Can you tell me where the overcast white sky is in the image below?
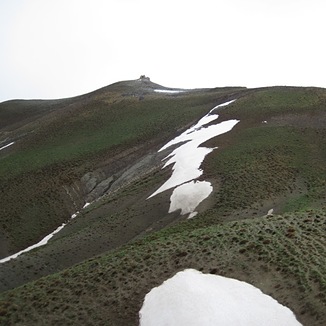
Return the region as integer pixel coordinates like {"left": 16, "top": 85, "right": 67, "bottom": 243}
{"left": 0, "top": 0, "right": 325, "bottom": 102}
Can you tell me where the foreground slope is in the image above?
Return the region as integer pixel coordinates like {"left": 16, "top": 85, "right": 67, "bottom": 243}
{"left": 0, "top": 210, "right": 325, "bottom": 325}
{"left": 0, "top": 83, "right": 325, "bottom": 325}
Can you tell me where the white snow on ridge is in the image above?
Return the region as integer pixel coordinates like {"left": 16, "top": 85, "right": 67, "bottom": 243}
{"left": 0, "top": 141, "right": 15, "bottom": 151}
{"left": 139, "top": 269, "right": 302, "bottom": 326}
{"left": 154, "top": 89, "right": 185, "bottom": 94}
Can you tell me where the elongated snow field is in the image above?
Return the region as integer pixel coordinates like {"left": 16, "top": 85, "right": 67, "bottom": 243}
{"left": 0, "top": 212, "right": 79, "bottom": 264}
{"left": 148, "top": 100, "right": 239, "bottom": 217}
{"left": 0, "top": 141, "right": 15, "bottom": 151}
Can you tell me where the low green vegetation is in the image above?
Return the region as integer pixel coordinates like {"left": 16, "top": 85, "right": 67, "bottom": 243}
{"left": 0, "top": 88, "right": 245, "bottom": 179}
{"left": 203, "top": 87, "right": 326, "bottom": 217}
{"left": 0, "top": 95, "right": 216, "bottom": 178}
{"left": 205, "top": 125, "right": 325, "bottom": 212}
{"left": 223, "top": 86, "right": 326, "bottom": 120}
{"left": 0, "top": 209, "right": 325, "bottom": 325}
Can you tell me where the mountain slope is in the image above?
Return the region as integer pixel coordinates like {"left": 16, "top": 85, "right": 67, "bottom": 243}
{"left": 0, "top": 81, "right": 325, "bottom": 325}
{"left": 0, "top": 79, "right": 244, "bottom": 255}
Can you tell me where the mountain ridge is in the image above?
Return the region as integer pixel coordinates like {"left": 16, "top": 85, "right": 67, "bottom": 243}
{"left": 0, "top": 80, "right": 325, "bottom": 325}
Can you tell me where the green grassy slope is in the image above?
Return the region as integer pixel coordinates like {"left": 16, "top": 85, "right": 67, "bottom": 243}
{"left": 0, "top": 99, "right": 72, "bottom": 131}
{"left": 0, "top": 82, "right": 243, "bottom": 254}
{"left": 0, "top": 85, "right": 325, "bottom": 325}
{"left": 202, "top": 87, "right": 326, "bottom": 218}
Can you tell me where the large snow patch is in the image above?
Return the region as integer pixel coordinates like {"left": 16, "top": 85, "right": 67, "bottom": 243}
{"left": 148, "top": 100, "right": 239, "bottom": 217}
{"left": 139, "top": 269, "right": 302, "bottom": 326}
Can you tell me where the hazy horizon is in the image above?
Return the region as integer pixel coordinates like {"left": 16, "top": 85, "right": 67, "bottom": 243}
{"left": 1, "top": 0, "right": 325, "bottom": 103}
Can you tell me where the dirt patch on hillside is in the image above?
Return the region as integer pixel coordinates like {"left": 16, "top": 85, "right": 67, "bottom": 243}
{"left": 0, "top": 162, "right": 183, "bottom": 292}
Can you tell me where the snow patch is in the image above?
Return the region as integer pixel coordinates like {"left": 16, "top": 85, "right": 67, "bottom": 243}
{"left": 0, "top": 205, "right": 86, "bottom": 264}
{"left": 139, "top": 269, "right": 302, "bottom": 326}
{"left": 267, "top": 208, "right": 274, "bottom": 216}
{"left": 188, "top": 211, "right": 198, "bottom": 219}
{"left": 154, "top": 89, "right": 185, "bottom": 94}
{"left": 209, "top": 99, "right": 236, "bottom": 112}
{"left": 0, "top": 222, "right": 66, "bottom": 263}
{"left": 0, "top": 141, "right": 15, "bottom": 151}
{"left": 148, "top": 100, "right": 238, "bottom": 217}
{"left": 149, "top": 117, "right": 239, "bottom": 198}
{"left": 71, "top": 212, "right": 79, "bottom": 219}
{"left": 169, "top": 180, "right": 212, "bottom": 218}
{"left": 159, "top": 100, "right": 236, "bottom": 153}
{"left": 83, "top": 202, "right": 91, "bottom": 208}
